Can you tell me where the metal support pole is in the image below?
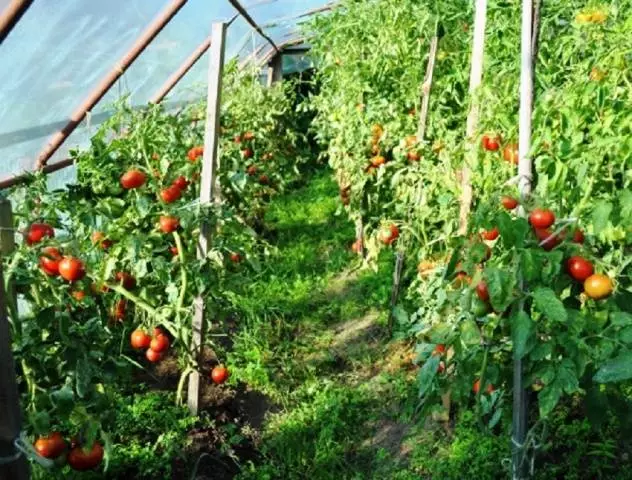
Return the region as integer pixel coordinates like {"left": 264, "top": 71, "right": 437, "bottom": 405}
{"left": 513, "top": 0, "right": 535, "bottom": 478}
{"left": 150, "top": 37, "right": 212, "bottom": 104}
{"left": 0, "top": 0, "right": 33, "bottom": 45}
{"left": 187, "top": 22, "right": 226, "bottom": 416}
{"left": 0, "top": 198, "right": 28, "bottom": 480}
{"left": 35, "top": 0, "right": 188, "bottom": 169}
{"left": 458, "top": 0, "right": 488, "bottom": 234}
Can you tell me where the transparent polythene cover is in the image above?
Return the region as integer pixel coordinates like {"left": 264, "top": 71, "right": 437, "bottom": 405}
{"left": 0, "top": 0, "right": 333, "bottom": 183}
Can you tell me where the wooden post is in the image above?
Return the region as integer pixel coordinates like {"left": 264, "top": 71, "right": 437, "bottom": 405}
{"left": 0, "top": 198, "right": 28, "bottom": 480}
{"left": 354, "top": 217, "right": 364, "bottom": 258}
{"left": 458, "top": 0, "right": 488, "bottom": 234}
{"left": 187, "top": 22, "right": 226, "bottom": 416}
{"left": 417, "top": 24, "right": 440, "bottom": 142}
{"left": 513, "top": 0, "right": 535, "bottom": 478}
{"left": 266, "top": 54, "right": 283, "bottom": 87}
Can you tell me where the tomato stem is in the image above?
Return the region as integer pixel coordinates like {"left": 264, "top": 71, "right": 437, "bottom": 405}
{"left": 476, "top": 344, "right": 490, "bottom": 431}
{"left": 106, "top": 284, "right": 158, "bottom": 317}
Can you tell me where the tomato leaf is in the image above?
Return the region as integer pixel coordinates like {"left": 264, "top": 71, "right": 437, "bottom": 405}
{"left": 485, "top": 267, "right": 515, "bottom": 313}
{"left": 418, "top": 355, "right": 440, "bottom": 398}
{"left": 591, "top": 200, "right": 613, "bottom": 235}
{"left": 498, "top": 214, "right": 528, "bottom": 248}
{"left": 538, "top": 382, "right": 562, "bottom": 418}
{"left": 594, "top": 351, "right": 632, "bottom": 383}
{"left": 611, "top": 311, "right": 632, "bottom": 326}
{"left": 617, "top": 326, "right": 632, "bottom": 344}
{"left": 556, "top": 359, "right": 579, "bottom": 394}
{"left": 533, "top": 287, "right": 567, "bottom": 323}
{"left": 512, "top": 310, "right": 534, "bottom": 360}
{"left": 76, "top": 357, "right": 91, "bottom": 399}
{"left": 461, "top": 319, "right": 481, "bottom": 346}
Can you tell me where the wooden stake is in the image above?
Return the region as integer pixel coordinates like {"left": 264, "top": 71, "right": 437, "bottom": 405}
{"left": 187, "top": 22, "right": 226, "bottom": 416}
{"left": 0, "top": 198, "right": 28, "bottom": 480}
{"left": 458, "top": 0, "right": 488, "bottom": 234}
{"left": 417, "top": 25, "right": 440, "bottom": 142}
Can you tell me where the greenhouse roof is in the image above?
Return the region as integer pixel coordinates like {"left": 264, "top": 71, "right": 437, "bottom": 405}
{"left": 0, "top": 0, "right": 332, "bottom": 184}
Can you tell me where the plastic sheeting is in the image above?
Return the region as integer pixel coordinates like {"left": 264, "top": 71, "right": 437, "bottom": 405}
{"left": 0, "top": 0, "right": 332, "bottom": 182}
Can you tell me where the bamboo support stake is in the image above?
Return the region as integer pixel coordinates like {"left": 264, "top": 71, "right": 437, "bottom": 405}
{"left": 458, "top": 0, "right": 488, "bottom": 234}
{"left": 187, "top": 22, "right": 226, "bottom": 416}
{"left": 0, "top": 198, "right": 28, "bottom": 480}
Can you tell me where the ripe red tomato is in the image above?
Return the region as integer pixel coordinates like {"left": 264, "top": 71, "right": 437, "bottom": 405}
{"left": 120, "top": 169, "right": 146, "bottom": 189}
{"left": 351, "top": 239, "right": 363, "bottom": 254}
{"left": 160, "top": 185, "right": 182, "bottom": 204}
{"left": 243, "top": 131, "right": 255, "bottom": 141}
{"left": 433, "top": 344, "right": 446, "bottom": 356}
{"left": 25, "top": 223, "right": 55, "bottom": 246}
{"left": 91, "top": 231, "right": 112, "bottom": 250}
{"left": 476, "top": 281, "right": 490, "bottom": 302}
{"left": 39, "top": 246, "right": 62, "bottom": 276}
{"left": 572, "top": 229, "right": 585, "bottom": 244}
{"left": 246, "top": 165, "right": 258, "bottom": 176}
{"left": 407, "top": 151, "right": 421, "bottom": 162}
{"left": 472, "top": 379, "right": 494, "bottom": 395}
{"left": 242, "top": 148, "right": 254, "bottom": 159}
{"left": 234, "top": 135, "right": 242, "bottom": 144}
{"left": 481, "top": 227, "right": 499, "bottom": 241}
{"left": 68, "top": 442, "right": 104, "bottom": 471}
{"left": 146, "top": 348, "right": 163, "bottom": 362}
{"left": 534, "top": 228, "right": 560, "bottom": 251}
{"left": 211, "top": 365, "right": 229, "bottom": 384}
{"left": 150, "top": 334, "right": 170, "bottom": 353}
{"left": 229, "top": 252, "right": 242, "bottom": 263}
{"left": 187, "top": 146, "right": 204, "bottom": 162}
{"left": 159, "top": 215, "right": 180, "bottom": 233}
{"left": 130, "top": 329, "right": 151, "bottom": 349}
{"left": 566, "top": 256, "right": 594, "bottom": 282}
{"left": 503, "top": 143, "right": 519, "bottom": 164}
{"left": 115, "top": 272, "right": 136, "bottom": 290}
{"left": 501, "top": 196, "right": 519, "bottom": 210}
{"left": 584, "top": 274, "right": 613, "bottom": 300}
{"left": 58, "top": 257, "right": 85, "bottom": 282}
{"left": 481, "top": 134, "right": 501, "bottom": 152}
{"left": 529, "top": 209, "right": 555, "bottom": 229}
{"left": 379, "top": 224, "right": 399, "bottom": 245}
{"left": 259, "top": 175, "right": 270, "bottom": 185}
{"left": 170, "top": 246, "right": 179, "bottom": 256}
{"left": 370, "top": 155, "right": 386, "bottom": 167}
{"left": 172, "top": 176, "right": 189, "bottom": 190}
{"left": 34, "top": 432, "right": 67, "bottom": 459}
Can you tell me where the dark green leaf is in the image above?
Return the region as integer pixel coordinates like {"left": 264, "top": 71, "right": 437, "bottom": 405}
{"left": 592, "top": 200, "right": 613, "bottom": 235}
{"left": 611, "top": 312, "right": 632, "bottom": 326}
{"left": 533, "top": 287, "right": 567, "bottom": 322}
{"left": 594, "top": 351, "right": 632, "bottom": 383}
{"left": 539, "top": 383, "right": 562, "bottom": 417}
{"left": 485, "top": 267, "right": 515, "bottom": 313}
{"left": 76, "top": 358, "right": 91, "bottom": 399}
{"left": 512, "top": 310, "right": 534, "bottom": 359}
{"left": 418, "top": 355, "right": 440, "bottom": 398}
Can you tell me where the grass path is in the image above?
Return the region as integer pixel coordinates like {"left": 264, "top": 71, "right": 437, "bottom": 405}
{"left": 227, "top": 171, "right": 426, "bottom": 479}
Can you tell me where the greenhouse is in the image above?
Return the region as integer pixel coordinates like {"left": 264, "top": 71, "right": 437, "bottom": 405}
{"left": 0, "top": 0, "right": 630, "bottom": 478}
